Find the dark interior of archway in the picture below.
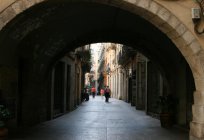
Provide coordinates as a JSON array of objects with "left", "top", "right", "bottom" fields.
[
  {"left": 0, "top": 1, "right": 195, "bottom": 126},
  {"left": 0, "top": 2, "right": 185, "bottom": 67},
  {"left": 0, "top": 1, "right": 191, "bottom": 83},
  {"left": 1, "top": 1, "right": 195, "bottom": 89}
]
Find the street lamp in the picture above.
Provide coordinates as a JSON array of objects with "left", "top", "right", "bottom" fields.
[{"left": 192, "top": 0, "right": 204, "bottom": 34}]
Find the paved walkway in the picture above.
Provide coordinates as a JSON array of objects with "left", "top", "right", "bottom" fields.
[{"left": 10, "top": 96, "right": 188, "bottom": 140}]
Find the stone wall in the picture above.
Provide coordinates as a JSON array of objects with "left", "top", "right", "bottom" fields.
[
  {"left": 0, "top": 66, "right": 17, "bottom": 98},
  {"left": 0, "top": 66, "right": 18, "bottom": 127}
]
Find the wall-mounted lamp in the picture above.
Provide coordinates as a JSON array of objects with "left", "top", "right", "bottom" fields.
[{"left": 193, "top": 0, "right": 204, "bottom": 34}]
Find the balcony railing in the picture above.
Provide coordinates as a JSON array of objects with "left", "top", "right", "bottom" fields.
[{"left": 118, "top": 46, "right": 137, "bottom": 65}]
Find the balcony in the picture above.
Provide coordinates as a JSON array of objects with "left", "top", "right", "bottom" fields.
[
  {"left": 75, "top": 45, "right": 91, "bottom": 72},
  {"left": 118, "top": 46, "right": 137, "bottom": 65}
]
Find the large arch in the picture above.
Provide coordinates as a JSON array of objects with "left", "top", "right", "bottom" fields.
[{"left": 0, "top": 0, "right": 204, "bottom": 139}]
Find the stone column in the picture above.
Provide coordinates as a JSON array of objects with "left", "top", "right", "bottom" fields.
[
  {"left": 118, "top": 69, "right": 121, "bottom": 99},
  {"left": 116, "top": 69, "right": 119, "bottom": 98},
  {"left": 113, "top": 72, "right": 115, "bottom": 98},
  {"left": 190, "top": 90, "right": 204, "bottom": 140}
]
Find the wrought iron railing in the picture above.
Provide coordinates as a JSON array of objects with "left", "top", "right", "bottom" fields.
[{"left": 118, "top": 46, "right": 137, "bottom": 65}]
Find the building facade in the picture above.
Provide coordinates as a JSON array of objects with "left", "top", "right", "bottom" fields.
[{"left": 100, "top": 43, "right": 194, "bottom": 131}]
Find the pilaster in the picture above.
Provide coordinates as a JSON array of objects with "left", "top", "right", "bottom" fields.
[{"left": 190, "top": 91, "right": 204, "bottom": 139}]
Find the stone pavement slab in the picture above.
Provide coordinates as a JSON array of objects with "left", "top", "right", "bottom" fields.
[{"left": 9, "top": 96, "right": 188, "bottom": 140}]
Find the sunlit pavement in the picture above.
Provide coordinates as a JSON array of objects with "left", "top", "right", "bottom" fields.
[{"left": 10, "top": 96, "right": 188, "bottom": 140}]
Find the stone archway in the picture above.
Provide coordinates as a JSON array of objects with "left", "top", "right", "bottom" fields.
[{"left": 0, "top": 0, "right": 204, "bottom": 139}]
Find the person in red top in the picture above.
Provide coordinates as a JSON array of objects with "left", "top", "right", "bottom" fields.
[{"left": 91, "top": 86, "right": 96, "bottom": 98}]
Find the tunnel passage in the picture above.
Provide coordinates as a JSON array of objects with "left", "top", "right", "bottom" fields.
[{"left": 0, "top": 0, "right": 195, "bottom": 133}]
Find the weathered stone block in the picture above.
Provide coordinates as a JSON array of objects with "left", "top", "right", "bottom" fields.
[
  {"left": 197, "top": 50, "right": 204, "bottom": 74},
  {"left": 157, "top": 7, "right": 171, "bottom": 21},
  {"left": 117, "top": 0, "right": 137, "bottom": 11},
  {"left": 109, "top": 0, "right": 124, "bottom": 6},
  {"left": 188, "top": 40, "right": 201, "bottom": 55},
  {"left": 166, "top": 30, "right": 180, "bottom": 40},
  {"left": 190, "top": 135, "right": 204, "bottom": 140},
  {"left": 182, "top": 31, "right": 196, "bottom": 45},
  {"left": 35, "top": 0, "right": 45, "bottom": 3},
  {"left": 142, "top": 10, "right": 155, "bottom": 20},
  {"left": 172, "top": 36, "right": 187, "bottom": 49},
  {"left": 0, "top": 19, "right": 4, "bottom": 30},
  {"left": 125, "top": 0, "right": 139, "bottom": 4},
  {"left": 194, "top": 77, "right": 204, "bottom": 92},
  {"left": 148, "top": 1, "right": 160, "bottom": 14},
  {"left": 158, "top": 23, "right": 174, "bottom": 33},
  {"left": 12, "top": 1, "right": 26, "bottom": 14},
  {"left": 176, "top": 23, "right": 187, "bottom": 36},
  {"left": 137, "top": 0, "right": 151, "bottom": 9},
  {"left": 149, "top": 16, "right": 166, "bottom": 26},
  {"left": 194, "top": 91, "right": 204, "bottom": 106},
  {"left": 0, "top": 7, "right": 16, "bottom": 24},
  {"left": 192, "top": 104, "right": 204, "bottom": 123},
  {"left": 167, "top": 15, "right": 180, "bottom": 29},
  {"left": 21, "top": 0, "right": 36, "bottom": 9},
  {"left": 190, "top": 122, "right": 204, "bottom": 138}
]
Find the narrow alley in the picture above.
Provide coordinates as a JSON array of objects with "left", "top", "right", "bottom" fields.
[
  {"left": 1, "top": 1, "right": 204, "bottom": 139},
  {"left": 10, "top": 96, "right": 188, "bottom": 140}
]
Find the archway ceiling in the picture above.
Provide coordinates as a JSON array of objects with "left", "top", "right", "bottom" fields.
[{"left": 0, "top": 2, "right": 183, "bottom": 75}]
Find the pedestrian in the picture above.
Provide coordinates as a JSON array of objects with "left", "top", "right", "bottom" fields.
[
  {"left": 81, "top": 88, "right": 86, "bottom": 101},
  {"left": 85, "top": 88, "right": 89, "bottom": 101},
  {"left": 91, "top": 86, "right": 96, "bottom": 98},
  {"left": 105, "top": 86, "right": 111, "bottom": 102},
  {"left": 100, "top": 88, "right": 104, "bottom": 99}
]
